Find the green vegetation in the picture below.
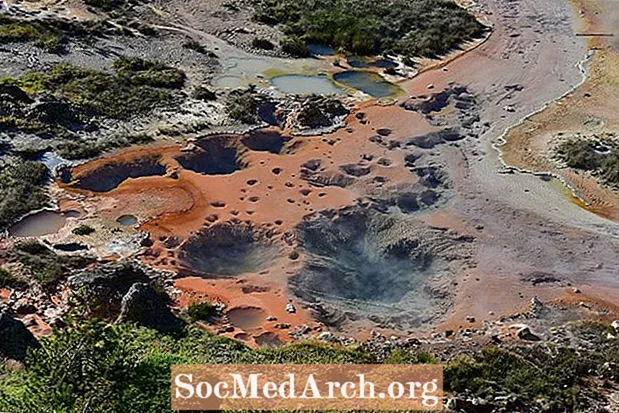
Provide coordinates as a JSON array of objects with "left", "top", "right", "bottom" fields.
[
  {"left": 0, "top": 267, "right": 28, "bottom": 290},
  {"left": 0, "top": 317, "right": 371, "bottom": 413},
  {"left": 72, "top": 225, "right": 95, "bottom": 236},
  {"left": 556, "top": 137, "right": 619, "bottom": 187},
  {"left": 186, "top": 301, "right": 218, "bottom": 322},
  {"left": 225, "top": 90, "right": 262, "bottom": 124},
  {"left": 0, "top": 315, "right": 617, "bottom": 412},
  {"left": 11, "top": 241, "right": 93, "bottom": 290},
  {"left": 2, "top": 57, "right": 185, "bottom": 120},
  {"left": 56, "top": 133, "right": 155, "bottom": 160},
  {"left": 252, "top": 0, "right": 487, "bottom": 58},
  {"left": 0, "top": 16, "right": 63, "bottom": 50},
  {"left": 0, "top": 58, "right": 180, "bottom": 159},
  {"left": 0, "top": 159, "right": 49, "bottom": 231},
  {"left": 251, "top": 37, "right": 276, "bottom": 50}
]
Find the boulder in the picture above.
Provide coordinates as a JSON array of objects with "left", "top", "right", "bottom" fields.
[
  {"left": 510, "top": 324, "right": 542, "bottom": 341},
  {"left": 0, "top": 310, "right": 40, "bottom": 361},
  {"left": 68, "top": 263, "right": 151, "bottom": 318},
  {"left": 117, "top": 283, "right": 184, "bottom": 333}
]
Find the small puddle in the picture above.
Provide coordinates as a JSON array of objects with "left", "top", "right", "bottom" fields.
[
  {"left": 333, "top": 70, "right": 400, "bottom": 98},
  {"left": 271, "top": 74, "right": 344, "bottom": 95},
  {"left": 347, "top": 56, "right": 398, "bottom": 69},
  {"left": 116, "top": 215, "right": 138, "bottom": 226},
  {"left": 8, "top": 210, "right": 67, "bottom": 237},
  {"left": 227, "top": 307, "right": 266, "bottom": 331},
  {"left": 308, "top": 44, "right": 335, "bottom": 56},
  {"left": 54, "top": 242, "right": 88, "bottom": 252}
]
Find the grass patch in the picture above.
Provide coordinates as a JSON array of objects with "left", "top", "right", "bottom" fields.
[
  {"left": 12, "top": 241, "right": 93, "bottom": 290},
  {"left": 556, "top": 137, "right": 619, "bottom": 188},
  {"left": 0, "top": 58, "right": 181, "bottom": 159},
  {"left": 225, "top": 90, "right": 262, "bottom": 124},
  {"left": 0, "top": 16, "right": 62, "bottom": 50},
  {"left": 0, "top": 316, "right": 616, "bottom": 412},
  {"left": 2, "top": 57, "right": 185, "bottom": 120},
  {"left": 187, "top": 301, "right": 218, "bottom": 322},
  {"left": 0, "top": 159, "right": 49, "bottom": 231},
  {"left": 0, "top": 267, "right": 28, "bottom": 290},
  {"left": 72, "top": 225, "right": 95, "bottom": 236},
  {"left": 252, "top": 0, "right": 487, "bottom": 58}
]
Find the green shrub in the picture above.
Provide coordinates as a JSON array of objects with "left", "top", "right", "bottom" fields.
[
  {"left": 254, "top": 0, "right": 487, "bottom": 59},
  {"left": 6, "top": 58, "right": 185, "bottom": 120},
  {"left": 0, "top": 159, "right": 49, "bottom": 230},
  {"left": 556, "top": 138, "right": 619, "bottom": 187},
  {"left": 55, "top": 140, "right": 102, "bottom": 160},
  {"left": 191, "top": 85, "right": 217, "bottom": 101},
  {"left": 72, "top": 225, "right": 95, "bottom": 236},
  {"left": 0, "top": 16, "right": 62, "bottom": 50},
  {"left": 12, "top": 241, "right": 93, "bottom": 289},
  {"left": 0, "top": 317, "right": 617, "bottom": 412},
  {"left": 113, "top": 57, "right": 186, "bottom": 89},
  {"left": 225, "top": 91, "right": 261, "bottom": 124},
  {"left": 187, "top": 301, "right": 218, "bottom": 322},
  {"left": 252, "top": 37, "right": 275, "bottom": 50},
  {"left": 0, "top": 58, "right": 185, "bottom": 152},
  {"left": 0, "top": 267, "right": 28, "bottom": 290},
  {"left": 281, "top": 36, "right": 310, "bottom": 57}
]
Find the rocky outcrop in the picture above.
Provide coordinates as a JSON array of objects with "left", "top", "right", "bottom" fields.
[
  {"left": 117, "top": 283, "right": 184, "bottom": 333},
  {"left": 68, "top": 263, "right": 151, "bottom": 318},
  {"left": 0, "top": 310, "right": 40, "bottom": 362},
  {"left": 295, "top": 96, "right": 348, "bottom": 129}
]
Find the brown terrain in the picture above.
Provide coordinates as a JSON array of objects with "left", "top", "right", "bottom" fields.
[{"left": 4, "top": 0, "right": 619, "bottom": 347}]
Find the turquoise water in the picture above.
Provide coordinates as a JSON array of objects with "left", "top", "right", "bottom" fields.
[
  {"left": 347, "top": 56, "right": 398, "bottom": 69},
  {"left": 333, "top": 71, "right": 400, "bottom": 98},
  {"left": 308, "top": 44, "right": 335, "bottom": 56},
  {"left": 271, "top": 74, "right": 344, "bottom": 95}
]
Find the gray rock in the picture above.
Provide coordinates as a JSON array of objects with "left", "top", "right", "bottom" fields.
[
  {"left": 516, "top": 326, "right": 541, "bottom": 341},
  {"left": 117, "top": 283, "right": 184, "bottom": 333},
  {"left": 68, "top": 263, "right": 151, "bottom": 318},
  {"left": 0, "top": 310, "right": 40, "bottom": 361},
  {"left": 318, "top": 331, "right": 335, "bottom": 342}
]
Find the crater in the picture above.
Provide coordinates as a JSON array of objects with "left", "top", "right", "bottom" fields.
[
  {"left": 290, "top": 207, "right": 462, "bottom": 330},
  {"left": 241, "top": 131, "right": 285, "bottom": 154},
  {"left": 73, "top": 155, "right": 167, "bottom": 192},
  {"left": 175, "top": 136, "right": 247, "bottom": 175},
  {"left": 117, "top": 215, "right": 138, "bottom": 226},
  {"left": 227, "top": 306, "right": 266, "bottom": 331},
  {"left": 177, "top": 221, "right": 282, "bottom": 277}
]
